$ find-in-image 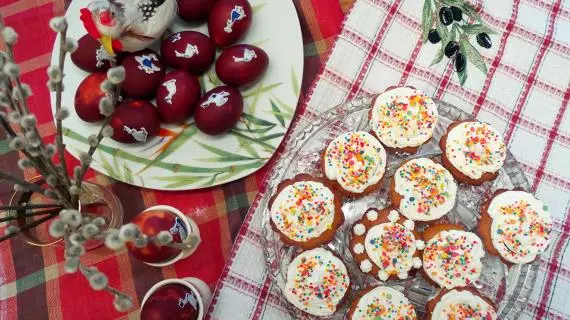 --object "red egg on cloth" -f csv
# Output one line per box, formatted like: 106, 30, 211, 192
120, 49, 165, 99
109, 100, 160, 144
156, 70, 201, 124
208, 0, 252, 47
141, 284, 201, 320
71, 35, 112, 73
216, 44, 268, 87
127, 210, 189, 264
74, 73, 109, 122
177, 0, 218, 22
195, 86, 243, 135
160, 31, 215, 75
